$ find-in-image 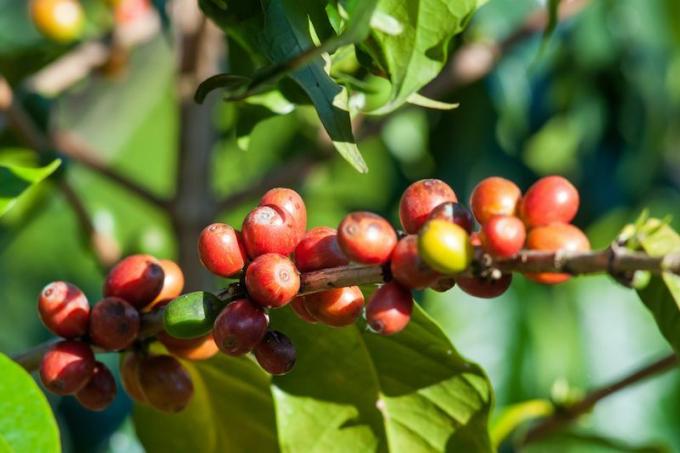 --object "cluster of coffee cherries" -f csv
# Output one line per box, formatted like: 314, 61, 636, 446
36, 255, 207, 413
